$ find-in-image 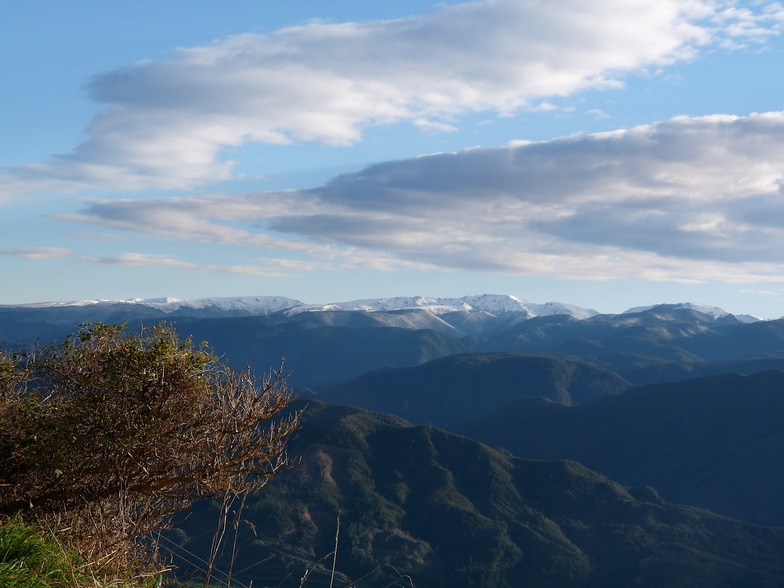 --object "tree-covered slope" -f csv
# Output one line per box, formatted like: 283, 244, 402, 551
467, 369, 784, 524
322, 352, 631, 430
168, 401, 784, 588
473, 311, 784, 385
173, 316, 467, 389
